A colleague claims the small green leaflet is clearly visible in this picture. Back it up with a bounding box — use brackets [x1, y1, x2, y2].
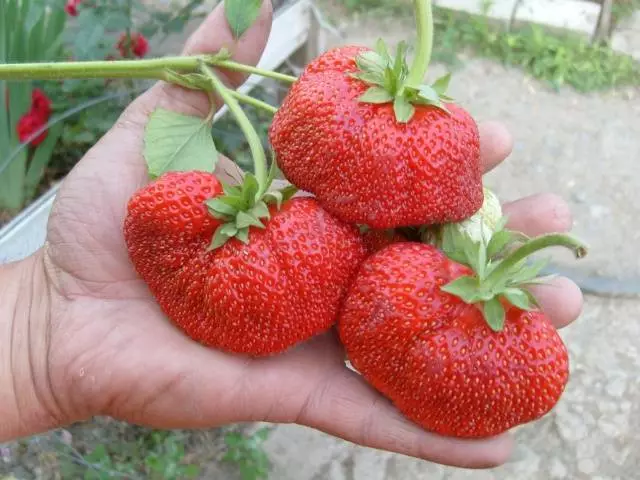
[144, 109, 218, 179]
[225, 0, 262, 39]
[359, 87, 394, 104]
[441, 276, 480, 304]
[483, 297, 506, 331]
[393, 97, 415, 123]
[502, 288, 535, 311]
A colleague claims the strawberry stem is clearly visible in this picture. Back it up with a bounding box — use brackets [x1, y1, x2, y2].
[406, 0, 434, 87]
[201, 63, 268, 193]
[229, 90, 278, 114]
[0, 55, 298, 84]
[484, 233, 588, 289]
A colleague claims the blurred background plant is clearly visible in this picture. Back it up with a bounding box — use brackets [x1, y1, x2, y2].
[0, 0, 208, 220]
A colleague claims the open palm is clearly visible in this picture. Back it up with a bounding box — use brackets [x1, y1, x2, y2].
[39, 2, 583, 469]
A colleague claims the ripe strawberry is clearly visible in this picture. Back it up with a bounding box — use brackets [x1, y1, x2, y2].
[124, 171, 366, 356]
[269, 44, 483, 229]
[338, 227, 587, 438]
[361, 228, 408, 255]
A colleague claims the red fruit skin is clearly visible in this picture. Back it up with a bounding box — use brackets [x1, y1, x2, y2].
[16, 113, 48, 146]
[31, 88, 52, 120]
[269, 46, 483, 229]
[361, 229, 407, 255]
[124, 171, 367, 356]
[117, 32, 149, 58]
[338, 243, 569, 438]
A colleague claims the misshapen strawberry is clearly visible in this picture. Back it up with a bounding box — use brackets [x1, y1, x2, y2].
[125, 171, 366, 356]
[269, 44, 482, 229]
[338, 225, 587, 438]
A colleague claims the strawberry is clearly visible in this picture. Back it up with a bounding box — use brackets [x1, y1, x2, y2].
[361, 228, 408, 255]
[338, 225, 587, 438]
[124, 171, 366, 356]
[269, 43, 483, 229]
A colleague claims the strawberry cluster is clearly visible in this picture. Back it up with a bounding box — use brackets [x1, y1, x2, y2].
[123, 17, 586, 441]
[16, 89, 52, 147]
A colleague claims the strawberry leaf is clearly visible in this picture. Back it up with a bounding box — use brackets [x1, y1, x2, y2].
[393, 96, 415, 123]
[375, 38, 391, 62]
[236, 227, 250, 244]
[225, 0, 263, 39]
[242, 173, 260, 205]
[483, 298, 506, 331]
[144, 109, 218, 179]
[359, 87, 394, 104]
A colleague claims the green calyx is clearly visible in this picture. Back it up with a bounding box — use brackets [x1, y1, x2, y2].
[439, 219, 588, 332]
[206, 162, 297, 250]
[353, 39, 453, 123]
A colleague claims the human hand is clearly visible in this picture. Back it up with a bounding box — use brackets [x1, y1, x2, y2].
[3, 1, 583, 469]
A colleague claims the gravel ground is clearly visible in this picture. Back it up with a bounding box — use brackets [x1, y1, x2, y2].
[257, 11, 640, 480]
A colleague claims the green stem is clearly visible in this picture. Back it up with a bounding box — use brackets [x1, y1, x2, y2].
[0, 57, 197, 80]
[211, 59, 298, 84]
[484, 234, 588, 288]
[406, 0, 434, 86]
[229, 90, 278, 114]
[0, 56, 298, 84]
[201, 63, 269, 192]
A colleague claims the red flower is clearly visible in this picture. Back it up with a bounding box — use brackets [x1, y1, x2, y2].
[117, 32, 149, 58]
[65, 0, 81, 16]
[31, 88, 52, 120]
[17, 113, 48, 146]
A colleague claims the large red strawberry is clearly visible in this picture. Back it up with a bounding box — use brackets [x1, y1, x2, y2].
[124, 171, 366, 356]
[269, 43, 483, 229]
[338, 226, 587, 438]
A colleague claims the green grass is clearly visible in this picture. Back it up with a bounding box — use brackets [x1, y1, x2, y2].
[433, 9, 640, 92]
[334, 0, 640, 92]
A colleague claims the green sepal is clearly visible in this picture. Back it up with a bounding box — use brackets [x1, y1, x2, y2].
[502, 288, 535, 311]
[359, 87, 394, 104]
[236, 210, 265, 229]
[393, 96, 415, 123]
[236, 227, 250, 244]
[438, 215, 588, 332]
[264, 185, 297, 209]
[206, 198, 238, 219]
[483, 298, 506, 332]
[441, 275, 481, 304]
[352, 38, 455, 123]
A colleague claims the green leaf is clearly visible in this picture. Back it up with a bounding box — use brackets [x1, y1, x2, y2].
[356, 51, 387, 75]
[224, 0, 263, 39]
[502, 288, 534, 310]
[242, 173, 259, 205]
[483, 297, 506, 331]
[207, 198, 237, 218]
[236, 227, 250, 244]
[393, 41, 408, 81]
[236, 211, 264, 229]
[441, 276, 480, 303]
[508, 258, 549, 285]
[393, 96, 415, 123]
[432, 72, 452, 94]
[251, 201, 270, 219]
[144, 108, 218, 179]
[350, 71, 386, 87]
[209, 226, 232, 250]
[220, 223, 238, 237]
[417, 85, 440, 104]
[486, 230, 513, 258]
[375, 38, 391, 63]
[359, 86, 394, 104]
